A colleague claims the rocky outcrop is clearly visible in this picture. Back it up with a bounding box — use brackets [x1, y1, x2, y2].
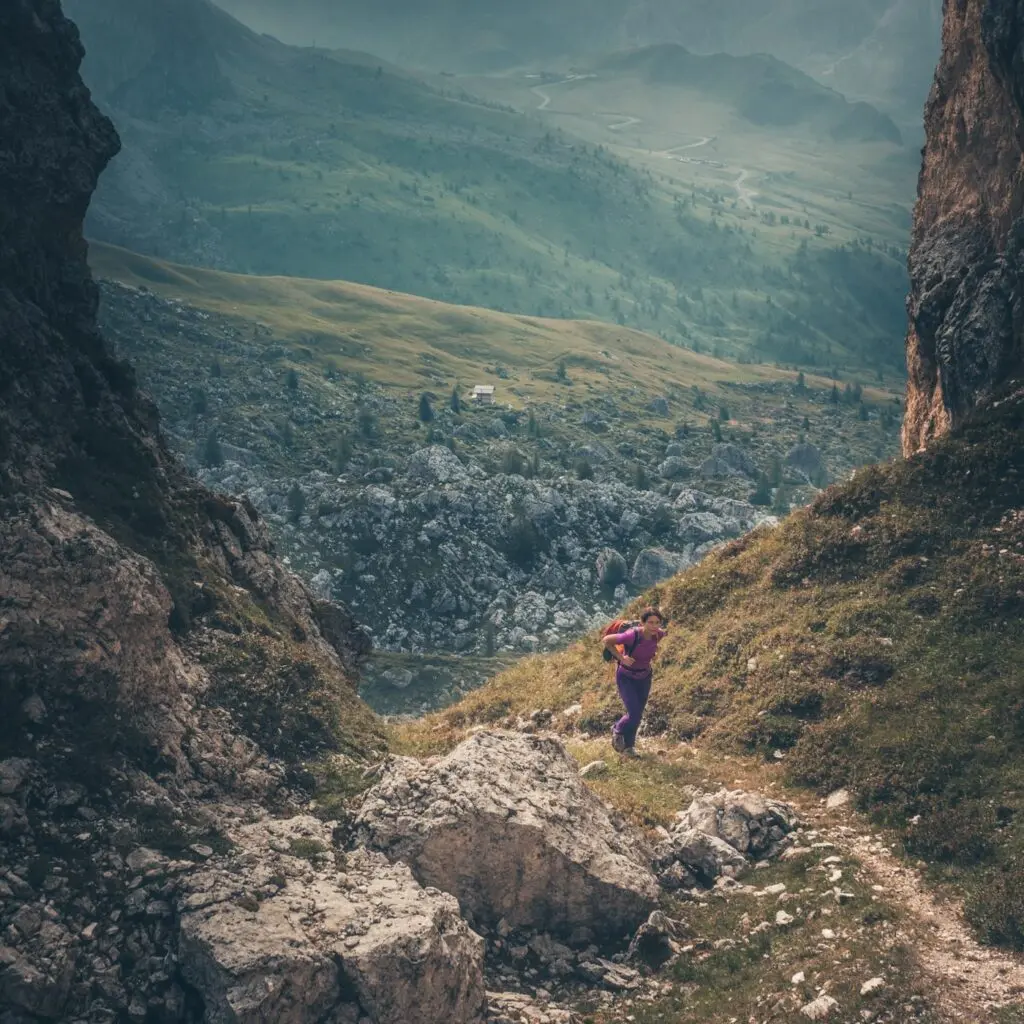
[653, 789, 797, 888]
[204, 454, 771, 657]
[178, 817, 486, 1024]
[0, 3, 379, 1020]
[354, 732, 659, 942]
[903, 0, 1024, 453]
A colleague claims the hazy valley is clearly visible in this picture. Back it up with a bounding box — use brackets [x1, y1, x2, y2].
[70, 0, 916, 376]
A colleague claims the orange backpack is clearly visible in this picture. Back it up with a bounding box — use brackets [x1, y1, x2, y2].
[601, 619, 641, 663]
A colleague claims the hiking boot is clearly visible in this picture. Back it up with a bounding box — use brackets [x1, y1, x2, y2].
[611, 731, 627, 753]
[621, 747, 641, 759]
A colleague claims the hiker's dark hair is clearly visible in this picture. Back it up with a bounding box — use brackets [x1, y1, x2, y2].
[640, 607, 665, 623]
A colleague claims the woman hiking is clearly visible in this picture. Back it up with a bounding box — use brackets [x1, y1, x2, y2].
[603, 607, 667, 757]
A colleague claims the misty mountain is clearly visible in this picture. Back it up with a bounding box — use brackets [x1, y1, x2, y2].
[595, 45, 902, 145]
[67, 0, 911, 372]
[211, 0, 942, 121]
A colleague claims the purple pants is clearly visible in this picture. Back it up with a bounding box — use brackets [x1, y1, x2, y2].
[613, 669, 652, 748]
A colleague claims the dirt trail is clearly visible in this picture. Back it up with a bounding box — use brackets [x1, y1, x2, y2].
[838, 826, 1024, 1019]
[734, 168, 758, 209]
[691, 750, 1024, 1019]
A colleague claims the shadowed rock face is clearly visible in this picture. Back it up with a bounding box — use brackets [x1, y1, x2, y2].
[0, 5, 379, 1018]
[903, 0, 1024, 454]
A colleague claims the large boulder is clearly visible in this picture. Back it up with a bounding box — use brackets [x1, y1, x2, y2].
[631, 548, 689, 588]
[596, 547, 629, 587]
[785, 442, 828, 484]
[700, 443, 759, 480]
[658, 456, 692, 480]
[354, 731, 659, 942]
[406, 445, 469, 485]
[178, 816, 486, 1024]
[677, 511, 727, 545]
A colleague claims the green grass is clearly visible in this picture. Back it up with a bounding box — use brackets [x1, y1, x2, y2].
[395, 395, 1024, 948]
[90, 241, 900, 415]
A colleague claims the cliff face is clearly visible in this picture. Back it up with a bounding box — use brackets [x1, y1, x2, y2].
[0, 7, 379, 1015]
[903, 0, 1024, 453]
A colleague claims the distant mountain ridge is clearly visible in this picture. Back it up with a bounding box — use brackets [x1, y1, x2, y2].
[595, 45, 903, 145]
[68, 0, 913, 374]
[212, 0, 942, 120]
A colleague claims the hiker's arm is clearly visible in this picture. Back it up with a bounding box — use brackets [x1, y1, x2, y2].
[603, 632, 635, 667]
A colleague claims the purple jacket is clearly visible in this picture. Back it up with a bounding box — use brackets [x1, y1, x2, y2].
[608, 627, 665, 678]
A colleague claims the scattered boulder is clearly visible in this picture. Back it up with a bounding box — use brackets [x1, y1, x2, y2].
[649, 396, 670, 416]
[800, 994, 840, 1020]
[407, 445, 469, 485]
[626, 910, 682, 968]
[631, 547, 689, 588]
[658, 456, 692, 480]
[700, 443, 759, 480]
[653, 790, 797, 888]
[512, 591, 549, 632]
[677, 511, 727, 545]
[596, 548, 629, 587]
[354, 731, 659, 941]
[825, 789, 850, 810]
[653, 829, 747, 886]
[487, 992, 581, 1023]
[680, 789, 797, 859]
[786, 442, 828, 484]
[178, 816, 486, 1024]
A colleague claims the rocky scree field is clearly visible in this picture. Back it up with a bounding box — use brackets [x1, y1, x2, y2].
[90, 248, 902, 712]
[396, 389, 1024, 953]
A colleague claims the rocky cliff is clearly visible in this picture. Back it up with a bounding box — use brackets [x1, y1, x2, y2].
[0, 3, 385, 1017]
[903, 0, 1024, 453]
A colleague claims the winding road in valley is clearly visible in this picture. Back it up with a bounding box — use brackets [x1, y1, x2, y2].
[734, 168, 758, 209]
[528, 76, 758, 210]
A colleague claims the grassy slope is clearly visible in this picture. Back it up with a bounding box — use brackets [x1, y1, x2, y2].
[396, 393, 1024, 948]
[91, 241, 899, 412]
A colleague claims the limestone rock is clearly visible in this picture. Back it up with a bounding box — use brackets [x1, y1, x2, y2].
[785, 442, 828, 484]
[700, 443, 759, 480]
[800, 994, 840, 1020]
[179, 816, 486, 1024]
[631, 547, 689, 588]
[596, 547, 629, 587]
[678, 789, 797, 858]
[903, 0, 1024, 453]
[653, 828, 747, 885]
[355, 731, 658, 941]
[657, 456, 692, 480]
[653, 789, 797, 888]
[407, 445, 470, 486]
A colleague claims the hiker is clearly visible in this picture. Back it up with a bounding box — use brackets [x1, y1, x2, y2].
[603, 607, 667, 757]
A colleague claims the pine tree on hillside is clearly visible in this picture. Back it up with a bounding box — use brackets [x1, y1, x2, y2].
[202, 428, 224, 468]
[418, 393, 435, 423]
[450, 385, 461, 414]
[287, 483, 306, 524]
